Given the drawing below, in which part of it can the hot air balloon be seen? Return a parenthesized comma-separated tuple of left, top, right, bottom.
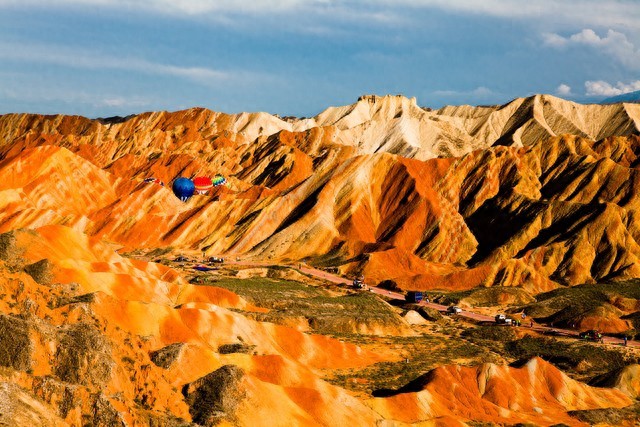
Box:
(212, 174, 227, 187)
(172, 177, 195, 202)
(193, 176, 213, 194)
(144, 177, 164, 186)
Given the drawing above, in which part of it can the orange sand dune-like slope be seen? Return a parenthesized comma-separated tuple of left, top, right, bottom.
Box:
(2, 98, 640, 293)
(2, 95, 640, 425)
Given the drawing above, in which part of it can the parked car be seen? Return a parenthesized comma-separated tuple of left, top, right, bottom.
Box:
(405, 291, 423, 303)
(495, 314, 512, 325)
(447, 306, 462, 314)
(352, 276, 368, 290)
(174, 255, 189, 262)
(579, 330, 602, 341)
(208, 256, 224, 264)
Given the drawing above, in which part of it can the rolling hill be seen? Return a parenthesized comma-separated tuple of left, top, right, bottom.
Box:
(2, 94, 640, 425)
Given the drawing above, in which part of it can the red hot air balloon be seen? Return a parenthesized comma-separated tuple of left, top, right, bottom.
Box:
(193, 176, 213, 194)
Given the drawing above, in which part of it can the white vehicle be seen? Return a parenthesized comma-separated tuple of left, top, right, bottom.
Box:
(495, 314, 512, 325)
(447, 306, 462, 314)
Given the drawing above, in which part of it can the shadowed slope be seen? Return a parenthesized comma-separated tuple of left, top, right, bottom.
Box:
(370, 357, 631, 426)
(1, 98, 640, 301)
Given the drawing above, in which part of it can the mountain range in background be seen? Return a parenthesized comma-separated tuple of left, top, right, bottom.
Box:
(602, 90, 640, 105)
(2, 93, 640, 294)
(2, 93, 640, 425)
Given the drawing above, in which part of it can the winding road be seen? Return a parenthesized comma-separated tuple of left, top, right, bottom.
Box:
(191, 257, 637, 349)
(293, 264, 639, 349)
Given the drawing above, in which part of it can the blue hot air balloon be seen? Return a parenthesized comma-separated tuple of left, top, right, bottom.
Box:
(172, 177, 195, 202)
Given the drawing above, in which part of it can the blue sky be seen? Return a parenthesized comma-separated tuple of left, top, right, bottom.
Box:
(0, 0, 639, 117)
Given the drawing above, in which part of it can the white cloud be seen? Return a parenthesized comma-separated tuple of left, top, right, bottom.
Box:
(585, 80, 640, 96)
(2, 0, 638, 27)
(544, 29, 640, 70)
(556, 84, 572, 96)
(542, 33, 568, 48)
(472, 86, 492, 96)
(99, 97, 151, 108)
(569, 28, 602, 44)
(371, 0, 640, 29)
(0, 0, 325, 15)
(0, 42, 232, 85)
(0, 82, 154, 111)
(433, 86, 494, 97)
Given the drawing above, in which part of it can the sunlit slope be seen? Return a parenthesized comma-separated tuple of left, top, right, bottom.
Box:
(371, 357, 631, 426)
(0, 226, 388, 425)
(1, 96, 640, 291)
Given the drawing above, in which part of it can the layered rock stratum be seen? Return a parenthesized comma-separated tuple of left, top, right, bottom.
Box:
(1, 94, 640, 291)
(1, 94, 640, 425)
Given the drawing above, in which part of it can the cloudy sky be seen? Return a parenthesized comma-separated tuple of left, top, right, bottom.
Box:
(1, 0, 639, 117)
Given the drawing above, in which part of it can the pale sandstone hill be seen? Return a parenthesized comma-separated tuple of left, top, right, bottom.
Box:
(435, 95, 640, 148)
(2, 105, 640, 294)
(592, 364, 640, 398)
(4, 96, 640, 426)
(1, 94, 639, 167)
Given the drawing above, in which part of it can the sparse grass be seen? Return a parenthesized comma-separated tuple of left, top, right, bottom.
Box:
(119, 248, 145, 257)
(424, 289, 475, 305)
(417, 286, 535, 309)
(146, 247, 174, 258)
(218, 343, 256, 355)
(208, 277, 328, 305)
(328, 321, 640, 395)
(503, 335, 639, 381)
(462, 325, 517, 343)
(121, 356, 136, 365)
(326, 324, 503, 395)
(523, 280, 640, 327)
(460, 286, 535, 307)
(468, 422, 499, 427)
(569, 401, 640, 425)
(207, 277, 403, 336)
(197, 272, 640, 399)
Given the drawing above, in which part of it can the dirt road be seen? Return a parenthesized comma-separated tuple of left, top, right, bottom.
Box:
(294, 264, 638, 348)
(212, 259, 637, 348)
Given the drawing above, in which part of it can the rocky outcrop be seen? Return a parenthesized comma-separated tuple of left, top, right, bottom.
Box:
(54, 323, 113, 387)
(371, 357, 632, 426)
(182, 365, 245, 426)
(0, 226, 387, 425)
(0, 315, 34, 372)
(2, 95, 640, 424)
(1, 97, 639, 295)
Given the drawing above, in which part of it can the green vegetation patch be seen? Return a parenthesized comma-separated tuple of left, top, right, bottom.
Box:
(462, 325, 517, 343)
(463, 326, 640, 383)
(522, 280, 640, 328)
(207, 277, 404, 336)
(327, 324, 503, 396)
(209, 277, 328, 305)
(459, 287, 535, 307)
(569, 402, 640, 425)
(504, 335, 637, 380)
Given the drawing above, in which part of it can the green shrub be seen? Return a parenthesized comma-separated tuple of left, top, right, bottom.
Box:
(462, 326, 517, 342)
